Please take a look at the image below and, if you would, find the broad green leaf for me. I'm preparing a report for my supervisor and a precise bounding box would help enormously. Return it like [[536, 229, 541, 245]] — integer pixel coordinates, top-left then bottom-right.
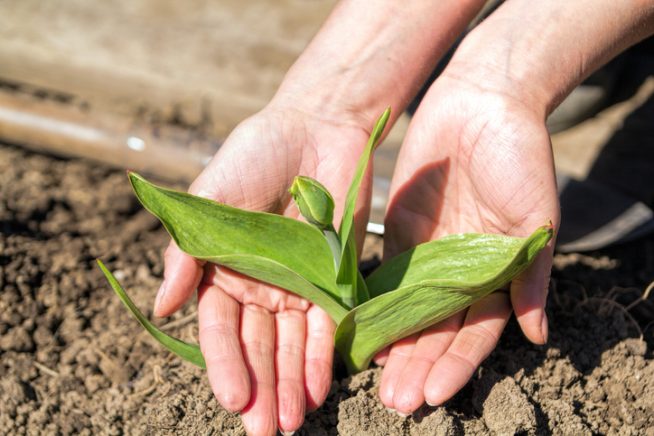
[[367, 232, 528, 297], [336, 108, 391, 306], [335, 225, 553, 373], [128, 173, 348, 320], [97, 259, 205, 368], [356, 269, 370, 304]]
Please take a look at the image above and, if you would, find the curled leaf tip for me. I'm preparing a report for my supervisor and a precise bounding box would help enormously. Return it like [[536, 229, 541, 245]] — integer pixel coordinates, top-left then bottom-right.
[[127, 171, 142, 181], [125, 169, 138, 180]]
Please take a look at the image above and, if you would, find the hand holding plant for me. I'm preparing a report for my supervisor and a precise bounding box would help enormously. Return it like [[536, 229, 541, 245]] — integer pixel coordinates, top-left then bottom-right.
[[377, 76, 560, 415], [99, 104, 553, 434], [127, 105, 376, 435]]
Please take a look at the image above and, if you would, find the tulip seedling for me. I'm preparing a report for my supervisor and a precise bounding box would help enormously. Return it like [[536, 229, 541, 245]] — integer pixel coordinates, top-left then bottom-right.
[[98, 108, 552, 373]]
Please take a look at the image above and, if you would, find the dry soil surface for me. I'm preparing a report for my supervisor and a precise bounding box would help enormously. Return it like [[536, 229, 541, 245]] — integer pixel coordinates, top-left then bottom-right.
[[1, 143, 653, 435]]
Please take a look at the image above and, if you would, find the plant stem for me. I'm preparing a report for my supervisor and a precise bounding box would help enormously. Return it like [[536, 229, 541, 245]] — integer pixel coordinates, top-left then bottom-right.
[[324, 225, 358, 308], [323, 224, 342, 269]]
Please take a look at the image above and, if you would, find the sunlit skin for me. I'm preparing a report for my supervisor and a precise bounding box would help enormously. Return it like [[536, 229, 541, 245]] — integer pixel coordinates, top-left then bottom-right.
[[153, 0, 654, 434], [153, 108, 375, 435], [377, 75, 559, 414], [376, 0, 654, 413]]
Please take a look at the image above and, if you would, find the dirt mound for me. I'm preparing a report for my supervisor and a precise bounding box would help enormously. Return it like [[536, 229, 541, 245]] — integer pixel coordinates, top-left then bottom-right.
[[1, 143, 652, 434]]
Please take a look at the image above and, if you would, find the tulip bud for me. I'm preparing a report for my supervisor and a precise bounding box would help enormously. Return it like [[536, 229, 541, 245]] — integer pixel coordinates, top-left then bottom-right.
[[289, 176, 335, 229]]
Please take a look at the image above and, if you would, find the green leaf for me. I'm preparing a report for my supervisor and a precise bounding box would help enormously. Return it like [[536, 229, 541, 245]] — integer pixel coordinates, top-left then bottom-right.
[[335, 225, 553, 373], [336, 108, 391, 306], [128, 173, 348, 322], [366, 232, 526, 297], [336, 231, 360, 308], [97, 259, 205, 368]]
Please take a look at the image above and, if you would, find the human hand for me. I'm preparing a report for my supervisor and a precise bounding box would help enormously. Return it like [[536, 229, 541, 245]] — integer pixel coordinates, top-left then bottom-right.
[[377, 74, 560, 415], [153, 105, 374, 435], [374, 0, 654, 416]]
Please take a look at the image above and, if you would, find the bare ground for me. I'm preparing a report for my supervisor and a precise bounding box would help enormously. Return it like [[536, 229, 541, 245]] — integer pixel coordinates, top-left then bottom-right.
[[1, 143, 653, 435]]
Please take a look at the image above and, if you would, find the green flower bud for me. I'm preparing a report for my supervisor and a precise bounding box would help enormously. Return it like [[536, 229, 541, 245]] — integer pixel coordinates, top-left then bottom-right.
[[289, 176, 335, 229]]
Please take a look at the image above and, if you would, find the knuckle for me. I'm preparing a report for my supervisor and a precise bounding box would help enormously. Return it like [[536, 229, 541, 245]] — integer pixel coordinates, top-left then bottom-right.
[[389, 348, 414, 359], [307, 325, 333, 339], [408, 353, 437, 367], [199, 323, 241, 361], [203, 351, 240, 367], [242, 339, 274, 356], [276, 343, 305, 359], [466, 323, 501, 345], [277, 308, 305, 321], [443, 351, 477, 374], [447, 324, 500, 369], [277, 377, 304, 391], [199, 321, 237, 337]]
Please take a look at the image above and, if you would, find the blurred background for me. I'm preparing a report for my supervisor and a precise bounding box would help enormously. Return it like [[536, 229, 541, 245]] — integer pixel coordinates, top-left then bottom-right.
[[1, 0, 653, 244], [0, 0, 336, 179]]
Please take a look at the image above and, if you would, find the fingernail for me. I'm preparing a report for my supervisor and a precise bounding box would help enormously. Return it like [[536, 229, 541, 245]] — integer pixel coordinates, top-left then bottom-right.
[[281, 432, 295, 436], [154, 280, 166, 315], [426, 401, 437, 407], [540, 312, 549, 344], [385, 407, 396, 413], [396, 410, 410, 418]]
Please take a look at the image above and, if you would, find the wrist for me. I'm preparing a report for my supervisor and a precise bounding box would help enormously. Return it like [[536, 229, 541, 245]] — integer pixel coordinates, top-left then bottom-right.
[[268, 73, 382, 133], [270, 0, 488, 132], [441, 34, 552, 120], [445, 0, 654, 118]]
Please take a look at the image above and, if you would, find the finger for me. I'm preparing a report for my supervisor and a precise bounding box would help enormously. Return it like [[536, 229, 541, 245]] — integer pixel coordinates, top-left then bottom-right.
[[373, 347, 390, 366], [304, 305, 335, 411], [392, 311, 464, 415], [198, 284, 250, 412], [240, 305, 278, 436], [275, 309, 306, 433], [424, 292, 512, 406], [203, 266, 310, 313], [154, 241, 204, 317], [510, 245, 554, 344], [378, 334, 419, 409]]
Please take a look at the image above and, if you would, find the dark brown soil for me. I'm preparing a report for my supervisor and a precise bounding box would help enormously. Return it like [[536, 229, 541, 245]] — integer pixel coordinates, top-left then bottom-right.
[[1, 143, 653, 435]]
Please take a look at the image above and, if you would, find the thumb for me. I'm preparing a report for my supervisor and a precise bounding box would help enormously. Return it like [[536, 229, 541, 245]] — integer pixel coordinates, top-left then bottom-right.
[[154, 241, 204, 317], [509, 244, 554, 344]]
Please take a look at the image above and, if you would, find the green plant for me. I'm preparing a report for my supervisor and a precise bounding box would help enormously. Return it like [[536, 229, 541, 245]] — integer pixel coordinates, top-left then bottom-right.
[[97, 108, 552, 374]]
